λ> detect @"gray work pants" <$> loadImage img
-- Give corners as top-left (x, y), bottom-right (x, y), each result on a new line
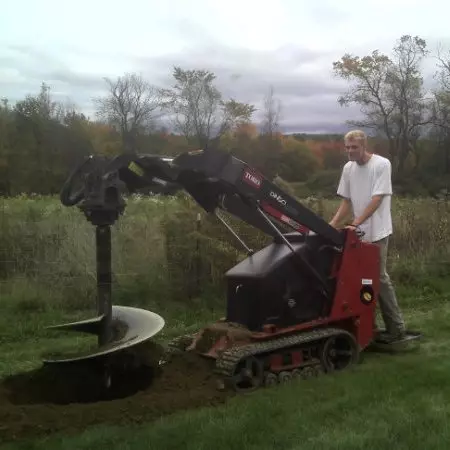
top-left (373, 236), bottom-right (405, 336)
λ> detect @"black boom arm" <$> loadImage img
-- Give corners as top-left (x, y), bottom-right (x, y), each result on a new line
top-left (60, 148), bottom-right (343, 247)
top-left (169, 149), bottom-right (344, 248)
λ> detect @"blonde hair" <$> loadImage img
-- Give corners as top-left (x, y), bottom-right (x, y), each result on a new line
top-left (344, 130), bottom-right (367, 146)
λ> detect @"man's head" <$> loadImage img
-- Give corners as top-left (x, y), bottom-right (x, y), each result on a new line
top-left (344, 130), bottom-right (371, 164)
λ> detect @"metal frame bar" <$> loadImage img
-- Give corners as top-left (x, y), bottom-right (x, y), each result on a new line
top-left (214, 209), bottom-right (254, 256)
top-left (255, 205), bottom-right (330, 295)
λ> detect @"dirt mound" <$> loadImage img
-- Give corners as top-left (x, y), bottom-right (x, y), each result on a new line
top-left (0, 349), bottom-right (233, 444)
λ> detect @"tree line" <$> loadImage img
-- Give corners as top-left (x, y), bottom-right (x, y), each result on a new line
top-left (0, 34), bottom-right (449, 198)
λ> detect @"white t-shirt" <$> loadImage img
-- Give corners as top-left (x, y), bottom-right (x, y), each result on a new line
top-left (337, 154), bottom-right (393, 242)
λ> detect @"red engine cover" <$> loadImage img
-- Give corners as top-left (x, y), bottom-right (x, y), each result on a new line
top-left (330, 230), bottom-right (380, 349)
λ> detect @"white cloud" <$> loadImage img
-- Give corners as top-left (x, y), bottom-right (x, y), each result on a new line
top-left (0, 0), bottom-right (449, 132)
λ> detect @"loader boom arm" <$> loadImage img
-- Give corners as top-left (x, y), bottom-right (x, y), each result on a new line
top-left (60, 148), bottom-right (344, 248)
top-left (166, 149), bottom-right (344, 247)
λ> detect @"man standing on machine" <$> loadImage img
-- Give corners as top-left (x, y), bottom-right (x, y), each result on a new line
top-left (329, 130), bottom-right (406, 344)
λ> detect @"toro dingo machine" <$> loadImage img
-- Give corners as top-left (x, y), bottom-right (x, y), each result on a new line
top-left (44, 149), bottom-right (421, 392)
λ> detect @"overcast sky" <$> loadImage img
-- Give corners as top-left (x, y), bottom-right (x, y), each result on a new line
top-left (1, 0), bottom-right (450, 133)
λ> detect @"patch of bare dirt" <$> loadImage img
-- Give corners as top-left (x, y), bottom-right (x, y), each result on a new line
top-left (0, 347), bottom-right (233, 444)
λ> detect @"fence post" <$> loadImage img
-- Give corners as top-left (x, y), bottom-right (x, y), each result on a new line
top-left (195, 212), bottom-right (202, 295)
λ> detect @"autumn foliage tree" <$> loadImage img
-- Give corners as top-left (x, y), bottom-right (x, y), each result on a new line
top-left (333, 35), bottom-right (432, 174)
top-left (277, 136), bottom-right (319, 182)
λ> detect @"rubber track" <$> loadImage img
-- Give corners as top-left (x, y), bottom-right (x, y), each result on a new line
top-left (214, 327), bottom-right (352, 379)
top-left (167, 334), bottom-right (194, 350)
top-left (164, 334), bottom-right (195, 358)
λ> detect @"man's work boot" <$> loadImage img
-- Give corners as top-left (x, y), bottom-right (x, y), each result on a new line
top-left (376, 329), bottom-right (406, 344)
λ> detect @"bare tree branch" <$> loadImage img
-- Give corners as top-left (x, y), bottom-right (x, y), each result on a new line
top-left (260, 85), bottom-right (282, 136)
top-left (159, 66), bottom-right (255, 149)
top-left (93, 73), bottom-right (162, 153)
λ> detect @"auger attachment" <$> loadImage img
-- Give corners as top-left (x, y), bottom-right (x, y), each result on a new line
top-left (44, 155), bottom-right (166, 387)
top-left (44, 305), bottom-right (165, 363)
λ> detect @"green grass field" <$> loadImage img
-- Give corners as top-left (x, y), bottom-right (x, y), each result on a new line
top-left (1, 194), bottom-right (450, 449)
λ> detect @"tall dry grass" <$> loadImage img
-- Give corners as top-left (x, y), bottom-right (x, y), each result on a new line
top-left (0, 193), bottom-right (449, 315)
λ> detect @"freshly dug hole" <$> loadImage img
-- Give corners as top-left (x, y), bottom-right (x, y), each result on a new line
top-left (3, 340), bottom-right (166, 405)
top-left (3, 363), bottom-right (157, 405)
top-left (0, 349), bottom-right (233, 443)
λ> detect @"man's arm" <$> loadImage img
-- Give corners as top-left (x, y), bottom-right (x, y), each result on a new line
top-left (329, 198), bottom-right (352, 228)
top-left (329, 163), bottom-right (352, 228)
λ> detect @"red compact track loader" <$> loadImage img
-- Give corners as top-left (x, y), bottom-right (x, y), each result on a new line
top-left (46, 148), bottom-right (421, 392)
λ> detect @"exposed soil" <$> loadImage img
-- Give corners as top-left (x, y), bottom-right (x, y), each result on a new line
top-left (0, 344), bottom-right (234, 444)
